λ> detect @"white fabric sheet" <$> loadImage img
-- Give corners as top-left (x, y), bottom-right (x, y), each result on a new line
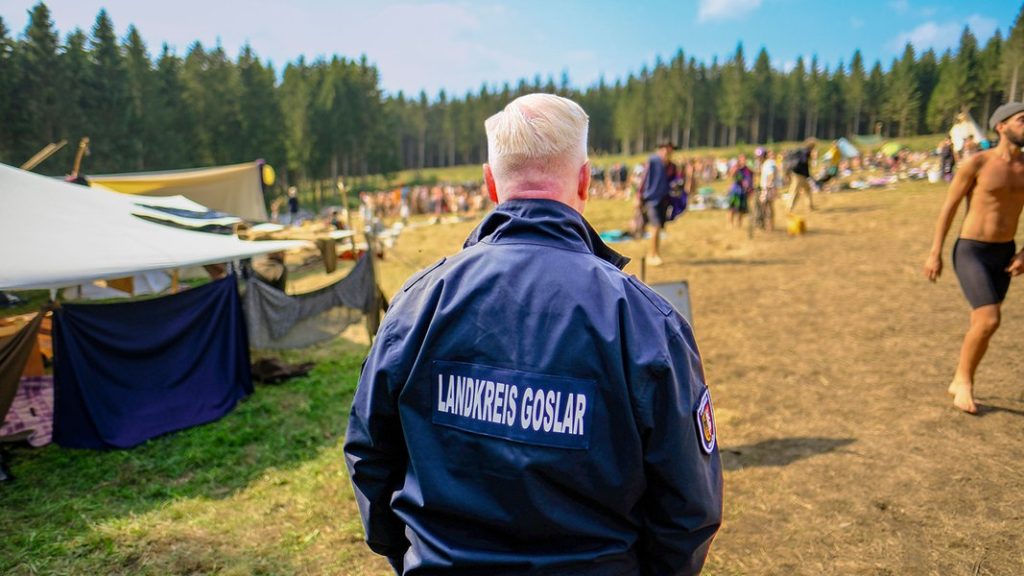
top-left (0, 163), bottom-right (306, 290)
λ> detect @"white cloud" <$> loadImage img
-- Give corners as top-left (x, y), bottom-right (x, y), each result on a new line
top-left (889, 0), bottom-right (910, 13)
top-left (850, 17), bottom-right (865, 30)
top-left (889, 21), bottom-right (958, 52)
top-left (888, 13), bottom-right (1003, 55)
top-left (697, 0), bottom-right (763, 23)
top-left (966, 14), bottom-right (999, 40)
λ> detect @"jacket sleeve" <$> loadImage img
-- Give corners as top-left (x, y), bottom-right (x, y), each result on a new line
top-left (343, 323), bottom-right (410, 570)
top-left (635, 319), bottom-right (723, 576)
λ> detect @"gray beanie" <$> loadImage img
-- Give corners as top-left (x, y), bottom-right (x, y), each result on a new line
top-left (989, 102), bottom-right (1024, 130)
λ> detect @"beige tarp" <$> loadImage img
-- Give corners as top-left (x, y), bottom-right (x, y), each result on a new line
top-left (91, 161), bottom-right (269, 221)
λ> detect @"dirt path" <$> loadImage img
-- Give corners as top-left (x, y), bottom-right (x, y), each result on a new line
top-left (631, 184), bottom-right (1024, 575)
top-left (378, 182), bottom-right (1024, 575)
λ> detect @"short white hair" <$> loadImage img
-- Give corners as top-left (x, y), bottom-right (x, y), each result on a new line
top-left (485, 93), bottom-right (589, 179)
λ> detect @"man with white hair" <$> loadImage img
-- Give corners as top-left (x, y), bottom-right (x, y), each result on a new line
top-left (345, 93), bottom-right (722, 575)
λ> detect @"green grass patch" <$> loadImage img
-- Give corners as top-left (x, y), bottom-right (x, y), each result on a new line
top-left (0, 338), bottom-right (389, 575)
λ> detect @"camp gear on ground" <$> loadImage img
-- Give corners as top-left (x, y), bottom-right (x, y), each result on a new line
top-left (0, 376), bottom-right (54, 447)
top-left (251, 358), bottom-right (315, 384)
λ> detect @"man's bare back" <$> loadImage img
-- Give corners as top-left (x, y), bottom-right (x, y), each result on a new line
top-left (924, 105), bottom-right (1024, 414)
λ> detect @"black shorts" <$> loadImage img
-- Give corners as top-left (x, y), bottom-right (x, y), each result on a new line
top-left (953, 238), bottom-right (1016, 309)
top-left (643, 197), bottom-right (670, 228)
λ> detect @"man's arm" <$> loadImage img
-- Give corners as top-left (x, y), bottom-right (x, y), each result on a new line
top-left (343, 327), bottom-right (410, 572)
top-left (924, 155), bottom-right (982, 282)
top-left (1007, 252), bottom-right (1024, 276)
top-left (636, 322), bottom-right (723, 576)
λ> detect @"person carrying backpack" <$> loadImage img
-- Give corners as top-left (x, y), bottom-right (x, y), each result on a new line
top-left (786, 138), bottom-right (817, 212)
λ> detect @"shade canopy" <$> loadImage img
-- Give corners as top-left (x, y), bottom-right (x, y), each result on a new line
top-left (0, 163), bottom-right (305, 291)
top-left (90, 161), bottom-right (269, 221)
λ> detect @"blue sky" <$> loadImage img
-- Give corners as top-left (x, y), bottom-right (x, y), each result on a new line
top-left (0, 0), bottom-right (1017, 98)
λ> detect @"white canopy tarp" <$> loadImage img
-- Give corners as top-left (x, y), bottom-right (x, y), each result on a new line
top-left (0, 163), bottom-right (306, 291)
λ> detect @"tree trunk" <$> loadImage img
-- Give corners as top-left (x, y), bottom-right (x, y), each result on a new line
top-left (981, 92), bottom-right (993, 131)
top-left (418, 129), bottom-right (426, 169)
top-left (684, 97), bottom-right (694, 149)
top-left (1011, 63), bottom-right (1020, 103)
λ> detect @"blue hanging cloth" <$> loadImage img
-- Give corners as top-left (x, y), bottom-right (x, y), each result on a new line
top-left (53, 274), bottom-right (252, 449)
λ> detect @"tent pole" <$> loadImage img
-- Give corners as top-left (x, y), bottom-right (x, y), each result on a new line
top-left (172, 269), bottom-right (180, 294)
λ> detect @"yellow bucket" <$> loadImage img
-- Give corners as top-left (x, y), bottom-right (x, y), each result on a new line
top-left (787, 214), bottom-right (806, 236)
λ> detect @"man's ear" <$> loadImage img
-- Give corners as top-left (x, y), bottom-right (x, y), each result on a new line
top-left (578, 161), bottom-right (590, 202)
top-left (483, 164), bottom-right (498, 203)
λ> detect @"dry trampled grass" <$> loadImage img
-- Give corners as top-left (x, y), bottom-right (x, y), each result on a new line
top-left (374, 179), bottom-right (1024, 575)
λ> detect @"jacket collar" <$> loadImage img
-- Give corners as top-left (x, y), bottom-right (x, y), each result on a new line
top-left (463, 199), bottom-right (630, 270)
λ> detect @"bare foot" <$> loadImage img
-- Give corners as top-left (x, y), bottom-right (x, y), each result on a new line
top-left (948, 380), bottom-right (978, 414)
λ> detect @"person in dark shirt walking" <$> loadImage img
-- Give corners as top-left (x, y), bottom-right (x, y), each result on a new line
top-left (638, 142), bottom-right (676, 266)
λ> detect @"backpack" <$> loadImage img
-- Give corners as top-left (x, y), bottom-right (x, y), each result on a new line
top-left (783, 148), bottom-right (809, 175)
top-left (782, 149), bottom-right (802, 173)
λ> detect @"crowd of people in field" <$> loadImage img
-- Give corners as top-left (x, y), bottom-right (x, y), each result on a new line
top-left (313, 130), bottom-right (990, 238)
top-left (360, 183), bottom-right (492, 224)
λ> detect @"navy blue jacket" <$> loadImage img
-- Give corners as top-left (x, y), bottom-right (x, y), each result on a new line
top-left (344, 199), bottom-right (722, 575)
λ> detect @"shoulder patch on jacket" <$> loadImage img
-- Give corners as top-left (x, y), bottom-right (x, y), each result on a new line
top-left (695, 387), bottom-right (716, 455)
top-left (626, 276), bottom-right (673, 316)
top-left (403, 257), bottom-right (447, 292)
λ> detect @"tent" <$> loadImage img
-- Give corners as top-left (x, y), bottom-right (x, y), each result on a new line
top-left (0, 162), bottom-right (308, 450)
top-left (835, 138), bottom-right (860, 159)
top-left (949, 112), bottom-right (986, 152)
top-left (880, 142), bottom-right (905, 157)
top-left (852, 134), bottom-right (883, 147)
top-left (0, 162), bottom-right (304, 291)
top-left (90, 161), bottom-right (270, 221)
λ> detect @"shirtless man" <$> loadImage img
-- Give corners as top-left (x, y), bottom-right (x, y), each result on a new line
top-left (924, 102), bottom-right (1024, 414)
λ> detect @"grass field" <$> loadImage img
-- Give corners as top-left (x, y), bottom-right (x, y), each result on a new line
top-left (3, 170), bottom-right (1023, 575)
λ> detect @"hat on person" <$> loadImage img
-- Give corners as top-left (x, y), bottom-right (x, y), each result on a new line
top-left (989, 102), bottom-right (1024, 130)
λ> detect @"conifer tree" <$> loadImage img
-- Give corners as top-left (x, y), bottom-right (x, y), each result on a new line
top-left (0, 17), bottom-right (16, 163)
top-left (87, 9), bottom-right (129, 172)
top-left (13, 2), bottom-right (61, 166)
top-left (846, 50), bottom-right (867, 135)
